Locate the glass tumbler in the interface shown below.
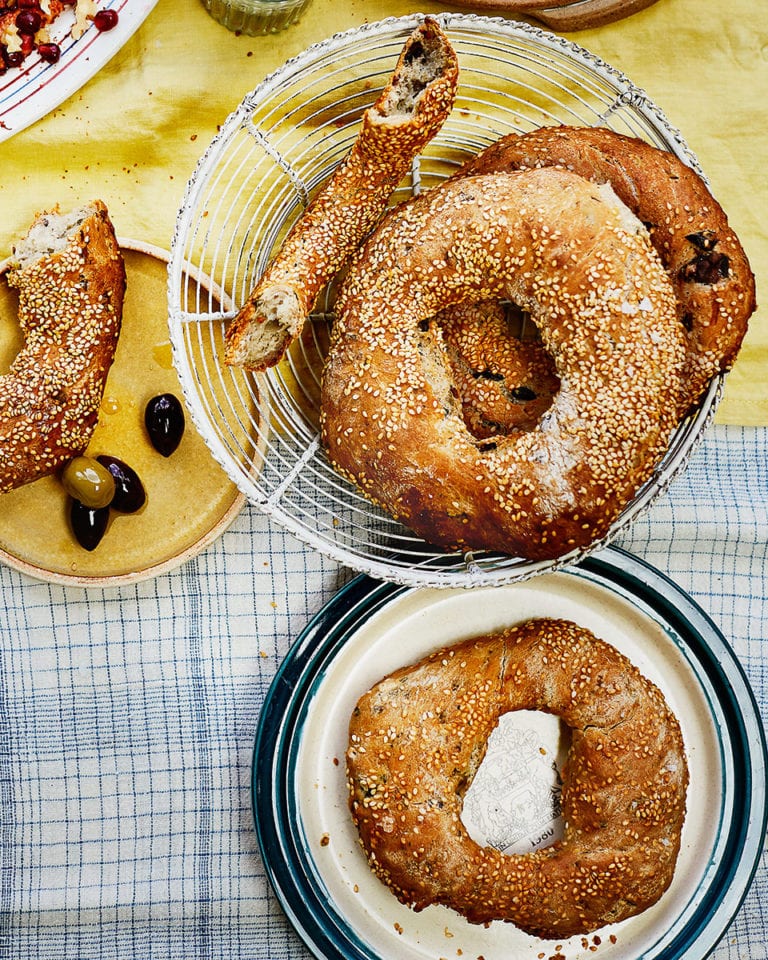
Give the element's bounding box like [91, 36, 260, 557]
[202, 0, 312, 35]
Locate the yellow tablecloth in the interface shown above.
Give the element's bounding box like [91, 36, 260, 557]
[2, 0, 766, 424]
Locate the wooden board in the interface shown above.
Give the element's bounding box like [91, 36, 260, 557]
[446, 0, 661, 30]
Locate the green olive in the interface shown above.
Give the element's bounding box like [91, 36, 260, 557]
[62, 456, 116, 509]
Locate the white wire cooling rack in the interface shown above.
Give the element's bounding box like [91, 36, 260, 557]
[167, 12, 722, 589]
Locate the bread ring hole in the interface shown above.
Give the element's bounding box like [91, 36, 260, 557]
[434, 299, 561, 440]
[461, 710, 570, 856]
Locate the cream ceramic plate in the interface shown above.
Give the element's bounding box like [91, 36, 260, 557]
[253, 548, 767, 960]
[0, 0, 158, 142]
[0, 240, 248, 587]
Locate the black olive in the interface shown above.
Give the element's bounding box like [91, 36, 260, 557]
[97, 455, 147, 513]
[70, 499, 110, 551]
[145, 393, 185, 457]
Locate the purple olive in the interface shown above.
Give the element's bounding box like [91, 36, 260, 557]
[145, 393, 185, 457]
[97, 455, 147, 513]
[70, 499, 110, 551]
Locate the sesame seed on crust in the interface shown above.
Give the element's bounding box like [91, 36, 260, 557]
[224, 18, 459, 371]
[456, 125, 755, 417]
[435, 299, 560, 436]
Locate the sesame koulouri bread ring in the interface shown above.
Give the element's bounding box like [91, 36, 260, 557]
[456, 125, 756, 415]
[224, 18, 459, 371]
[1, 201, 125, 494]
[347, 617, 689, 939]
[320, 167, 685, 561]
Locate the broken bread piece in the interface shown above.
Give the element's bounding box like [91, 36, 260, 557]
[1, 201, 126, 493]
[224, 17, 459, 371]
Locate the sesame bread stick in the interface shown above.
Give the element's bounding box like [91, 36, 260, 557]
[224, 18, 459, 371]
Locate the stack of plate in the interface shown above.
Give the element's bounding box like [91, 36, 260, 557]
[253, 548, 767, 960]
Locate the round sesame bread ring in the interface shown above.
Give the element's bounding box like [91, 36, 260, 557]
[0, 201, 125, 494]
[347, 617, 689, 939]
[223, 17, 459, 372]
[321, 167, 686, 562]
[456, 125, 756, 417]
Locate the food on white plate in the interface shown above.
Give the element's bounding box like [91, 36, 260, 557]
[347, 617, 689, 939]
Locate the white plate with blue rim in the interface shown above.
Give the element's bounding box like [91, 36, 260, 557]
[253, 545, 766, 960]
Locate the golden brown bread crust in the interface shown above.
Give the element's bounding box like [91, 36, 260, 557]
[321, 168, 685, 561]
[0, 201, 125, 494]
[456, 125, 755, 415]
[223, 18, 459, 371]
[347, 618, 689, 939]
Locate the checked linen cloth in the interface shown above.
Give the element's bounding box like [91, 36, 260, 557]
[0, 423, 766, 958]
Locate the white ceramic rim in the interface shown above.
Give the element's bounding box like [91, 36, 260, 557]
[0, 0, 159, 142]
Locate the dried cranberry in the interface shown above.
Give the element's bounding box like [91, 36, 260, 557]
[37, 42, 60, 63]
[1, 48, 24, 68]
[93, 8, 118, 29]
[15, 7, 42, 32]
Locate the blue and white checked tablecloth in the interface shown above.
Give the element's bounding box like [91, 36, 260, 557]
[0, 423, 766, 959]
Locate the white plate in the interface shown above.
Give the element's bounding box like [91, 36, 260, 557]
[253, 547, 767, 960]
[0, 0, 158, 142]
